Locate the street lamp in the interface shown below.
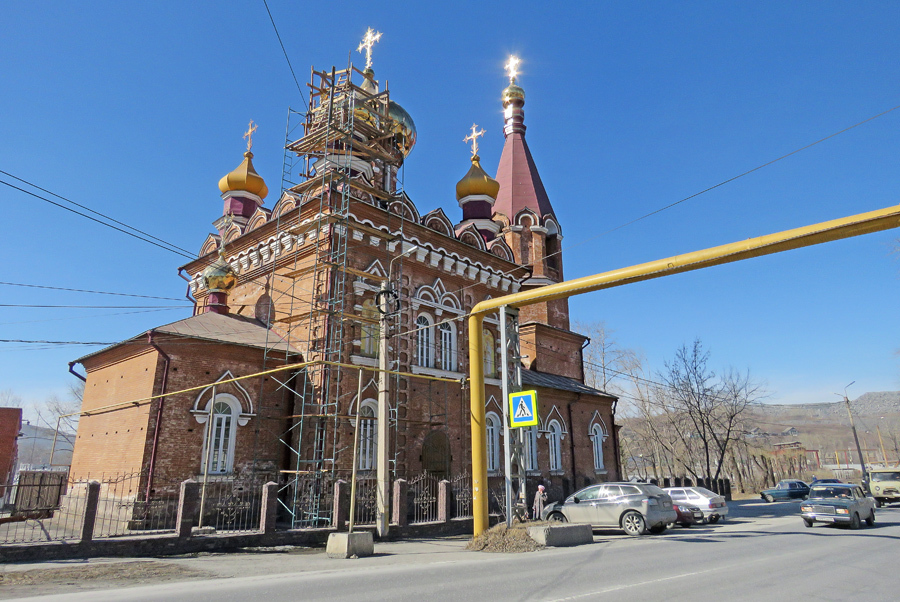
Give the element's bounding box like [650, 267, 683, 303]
[374, 243, 418, 538]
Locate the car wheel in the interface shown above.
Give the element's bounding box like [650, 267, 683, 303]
[849, 512, 861, 530]
[709, 515, 720, 524]
[621, 511, 646, 536]
[548, 512, 567, 523]
[803, 518, 813, 528]
[763, 494, 774, 503]
[866, 511, 875, 527]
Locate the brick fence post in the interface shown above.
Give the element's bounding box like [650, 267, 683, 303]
[176, 480, 200, 538]
[438, 480, 451, 523]
[392, 479, 408, 527]
[80, 481, 101, 543]
[260, 481, 278, 534]
[332, 479, 349, 530]
[724, 478, 732, 501]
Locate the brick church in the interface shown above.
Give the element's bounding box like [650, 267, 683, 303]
[68, 42, 620, 523]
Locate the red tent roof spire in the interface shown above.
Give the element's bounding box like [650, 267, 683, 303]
[493, 74, 555, 221]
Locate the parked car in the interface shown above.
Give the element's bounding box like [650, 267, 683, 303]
[800, 483, 875, 529]
[663, 487, 729, 523]
[760, 480, 810, 502]
[867, 468, 900, 507]
[810, 478, 842, 485]
[670, 503, 705, 527]
[542, 482, 677, 536]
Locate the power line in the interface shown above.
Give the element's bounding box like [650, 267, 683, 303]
[0, 281, 189, 302]
[0, 304, 188, 309]
[0, 175, 195, 260]
[262, 0, 307, 108]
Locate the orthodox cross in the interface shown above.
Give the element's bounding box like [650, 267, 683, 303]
[505, 55, 520, 84]
[357, 28, 383, 70]
[243, 120, 257, 152]
[464, 124, 485, 157]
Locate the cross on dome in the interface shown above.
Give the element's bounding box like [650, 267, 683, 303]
[357, 28, 383, 70]
[243, 120, 257, 152]
[505, 55, 520, 84]
[463, 124, 485, 157]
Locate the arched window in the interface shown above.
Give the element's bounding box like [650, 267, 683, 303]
[203, 396, 239, 474]
[524, 427, 538, 471]
[416, 315, 434, 367]
[486, 412, 501, 472]
[548, 420, 563, 472]
[483, 329, 495, 377]
[358, 401, 377, 470]
[438, 322, 456, 371]
[361, 299, 380, 357]
[591, 423, 607, 471]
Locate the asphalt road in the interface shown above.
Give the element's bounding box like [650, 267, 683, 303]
[6, 500, 900, 601]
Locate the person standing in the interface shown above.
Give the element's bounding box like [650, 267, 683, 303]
[532, 484, 547, 520]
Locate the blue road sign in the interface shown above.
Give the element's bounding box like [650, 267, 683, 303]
[508, 390, 539, 428]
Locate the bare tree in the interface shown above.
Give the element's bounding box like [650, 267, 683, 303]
[33, 380, 84, 456]
[0, 388, 22, 408]
[576, 320, 635, 394]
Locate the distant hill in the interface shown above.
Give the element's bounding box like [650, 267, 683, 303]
[746, 391, 900, 461]
[16, 423, 74, 470]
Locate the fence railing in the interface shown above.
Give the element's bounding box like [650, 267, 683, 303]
[1, 472, 85, 544]
[92, 472, 181, 538]
[408, 471, 439, 524]
[450, 472, 472, 519]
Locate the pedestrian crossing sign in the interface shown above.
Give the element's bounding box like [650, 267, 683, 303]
[508, 390, 539, 428]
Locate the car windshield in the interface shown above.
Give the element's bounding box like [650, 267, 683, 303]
[870, 472, 900, 482]
[809, 486, 853, 499]
[641, 485, 666, 496]
[694, 488, 717, 497]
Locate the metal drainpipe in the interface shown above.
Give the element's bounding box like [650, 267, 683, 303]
[68, 361, 87, 382]
[177, 268, 197, 315]
[146, 330, 171, 503]
[567, 395, 579, 492]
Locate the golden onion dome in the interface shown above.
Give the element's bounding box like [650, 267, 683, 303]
[456, 154, 500, 200]
[202, 254, 237, 293]
[502, 83, 525, 106]
[388, 100, 416, 157]
[218, 151, 269, 200]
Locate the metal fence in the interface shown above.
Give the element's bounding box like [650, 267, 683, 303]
[0, 472, 85, 544]
[282, 473, 335, 528]
[450, 471, 472, 519]
[198, 476, 266, 534]
[408, 471, 439, 524]
[353, 475, 378, 525]
[92, 472, 181, 538]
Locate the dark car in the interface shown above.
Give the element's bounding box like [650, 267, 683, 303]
[760, 480, 809, 502]
[810, 478, 842, 485]
[671, 503, 704, 527]
[800, 483, 875, 529]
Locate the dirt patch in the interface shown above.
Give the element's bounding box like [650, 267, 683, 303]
[0, 561, 210, 597]
[466, 522, 545, 553]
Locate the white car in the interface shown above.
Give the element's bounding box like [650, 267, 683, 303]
[663, 486, 728, 523]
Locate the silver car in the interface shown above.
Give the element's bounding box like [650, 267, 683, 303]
[543, 482, 677, 536]
[664, 486, 729, 523]
[800, 483, 876, 529]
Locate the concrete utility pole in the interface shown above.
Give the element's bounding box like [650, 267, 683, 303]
[837, 381, 867, 483]
[375, 244, 418, 538]
[375, 280, 391, 538]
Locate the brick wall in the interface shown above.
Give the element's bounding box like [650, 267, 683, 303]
[0, 407, 22, 491]
[71, 348, 158, 479]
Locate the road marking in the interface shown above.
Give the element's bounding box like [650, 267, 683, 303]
[545, 556, 769, 601]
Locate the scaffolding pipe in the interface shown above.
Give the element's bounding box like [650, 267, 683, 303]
[468, 203, 900, 536]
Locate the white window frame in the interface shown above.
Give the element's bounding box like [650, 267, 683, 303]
[548, 419, 563, 472]
[438, 321, 456, 372]
[361, 299, 379, 358]
[591, 423, 607, 471]
[358, 399, 377, 471]
[416, 314, 434, 368]
[202, 393, 241, 475]
[486, 412, 501, 473]
[524, 426, 538, 471]
[483, 329, 495, 377]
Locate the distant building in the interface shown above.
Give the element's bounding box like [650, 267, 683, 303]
[0, 407, 22, 497]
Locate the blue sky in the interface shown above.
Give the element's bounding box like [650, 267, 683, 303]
[2, 1, 899, 413]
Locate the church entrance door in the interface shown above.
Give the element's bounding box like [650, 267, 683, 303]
[421, 430, 450, 480]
